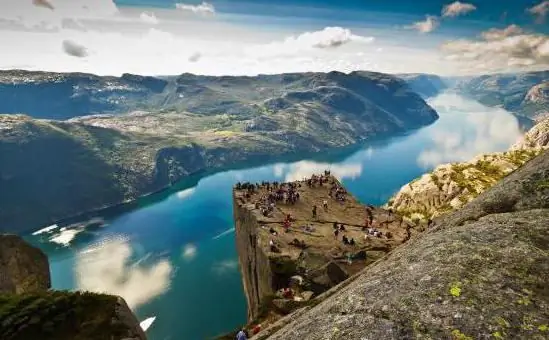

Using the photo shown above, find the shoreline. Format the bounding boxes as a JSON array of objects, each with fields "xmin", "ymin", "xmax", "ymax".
[{"xmin": 21, "ymin": 128, "xmax": 423, "ymax": 236}]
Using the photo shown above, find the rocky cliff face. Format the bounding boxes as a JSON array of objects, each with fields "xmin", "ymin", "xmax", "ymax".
[
  {"xmin": 386, "ymin": 117, "xmax": 549, "ymax": 221},
  {"xmin": 233, "ymin": 176, "xmax": 412, "ymax": 325},
  {"xmin": 233, "ymin": 195, "xmax": 275, "ymax": 321},
  {"xmin": 0, "ymin": 234, "xmax": 50, "ymax": 294},
  {"xmin": 0, "ymin": 234, "xmax": 147, "ymax": 340},
  {"xmin": 259, "ymin": 149, "xmax": 549, "ymax": 340}
]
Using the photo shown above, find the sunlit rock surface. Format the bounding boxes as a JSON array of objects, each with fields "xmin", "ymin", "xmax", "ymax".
[
  {"xmin": 257, "ymin": 150, "xmax": 549, "ymax": 340},
  {"xmin": 387, "ymin": 117, "xmax": 549, "ymax": 221}
]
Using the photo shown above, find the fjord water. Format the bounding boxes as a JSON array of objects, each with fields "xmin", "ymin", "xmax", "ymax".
[{"xmin": 26, "ymin": 93, "xmax": 523, "ymax": 340}]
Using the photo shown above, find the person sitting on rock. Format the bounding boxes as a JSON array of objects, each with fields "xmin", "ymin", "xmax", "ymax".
[
  {"xmin": 236, "ymin": 329, "xmax": 248, "ymax": 340},
  {"xmin": 282, "ymin": 287, "xmax": 293, "ymax": 299},
  {"xmin": 269, "ymin": 239, "xmax": 280, "ymax": 253},
  {"xmin": 323, "ymin": 200, "xmax": 328, "ymax": 210},
  {"xmin": 349, "ymin": 238, "xmax": 356, "ymax": 246},
  {"xmin": 269, "ymin": 227, "xmax": 278, "ymax": 236},
  {"xmin": 342, "ymin": 235, "xmax": 349, "ymax": 245},
  {"xmin": 339, "ymin": 224, "xmax": 346, "ymax": 232}
]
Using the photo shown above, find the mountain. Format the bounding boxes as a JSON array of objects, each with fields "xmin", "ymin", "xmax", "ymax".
[
  {"xmin": 254, "ymin": 149, "xmax": 549, "ymax": 340},
  {"xmin": 397, "ymin": 74, "xmax": 448, "ymax": 98},
  {"xmin": 0, "ymin": 71, "xmax": 438, "ymax": 233},
  {"xmin": 386, "ymin": 117, "xmax": 549, "ymax": 222},
  {"xmin": 454, "ymin": 71, "xmax": 549, "ymax": 121}
]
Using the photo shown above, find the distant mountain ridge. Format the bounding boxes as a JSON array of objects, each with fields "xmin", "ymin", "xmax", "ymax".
[{"xmin": 0, "ymin": 70, "xmax": 438, "ymax": 233}]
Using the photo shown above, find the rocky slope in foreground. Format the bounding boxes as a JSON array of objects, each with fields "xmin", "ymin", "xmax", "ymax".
[
  {"xmin": 0, "ymin": 71, "xmax": 438, "ymax": 233},
  {"xmin": 387, "ymin": 117, "xmax": 549, "ymax": 221},
  {"xmin": 256, "ymin": 149, "xmax": 549, "ymax": 340},
  {"xmin": 0, "ymin": 234, "xmax": 146, "ymax": 340}
]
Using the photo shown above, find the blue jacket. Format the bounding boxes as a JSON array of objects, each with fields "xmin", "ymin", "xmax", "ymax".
[{"xmin": 236, "ymin": 330, "xmax": 247, "ymax": 340}]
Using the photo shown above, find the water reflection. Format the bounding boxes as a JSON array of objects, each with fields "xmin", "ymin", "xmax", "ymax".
[
  {"xmin": 274, "ymin": 160, "xmax": 364, "ymax": 182},
  {"xmin": 418, "ymin": 93, "xmax": 522, "ymax": 167},
  {"xmin": 76, "ymin": 237, "xmax": 173, "ymax": 309}
]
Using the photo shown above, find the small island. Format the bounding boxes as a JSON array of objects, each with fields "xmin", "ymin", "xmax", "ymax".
[{"xmin": 232, "ymin": 172, "xmax": 413, "ymax": 332}]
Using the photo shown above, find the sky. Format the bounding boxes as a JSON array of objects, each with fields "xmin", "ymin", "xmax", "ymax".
[{"xmin": 0, "ymin": 0, "xmax": 548, "ymax": 76}]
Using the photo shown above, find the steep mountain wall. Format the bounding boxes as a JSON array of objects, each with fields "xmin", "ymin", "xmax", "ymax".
[{"xmin": 233, "ymin": 195, "xmax": 275, "ymax": 321}]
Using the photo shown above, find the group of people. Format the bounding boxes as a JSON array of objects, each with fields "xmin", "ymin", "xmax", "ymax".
[
  {"xmin": 333, "ymin": 223, "xmax": 356, "ymax": 246},
  {"xmin": 330, "ymin": 183, "xmax": 348, "ymax": 202},
  {"xmin": 306, "ymin": 171, "xmax": 332, "ymax": 188}
]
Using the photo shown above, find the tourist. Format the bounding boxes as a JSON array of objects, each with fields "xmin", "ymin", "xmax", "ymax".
[
  {"xmin": 252, "ymin": 324, "xmax": 262, "ymax": 335},
  {"xmin": 236, "ymin": 329, "xmax": 248, "ymax": 340},
  {"xmin": 342, "ymin": 235, "xmax": 349, "ymax": 245},
  {"xmin": 323, "ymin": 199, "xmax": 328, "ymax": 210},
  {"xmin": 334, "ymin": 229, "xmax": 339, "ymax": 239},
  {"xmin": 312, "ymin": 205, "xmax": 317, "ymax": 219},
  {"xmin": 349, "ymin": 238, "xmax": 356, "ymax": 246}
]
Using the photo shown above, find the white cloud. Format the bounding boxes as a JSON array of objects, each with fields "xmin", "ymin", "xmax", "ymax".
[
  {"xmin": 284, "ymin": 27, "xmax": 374, "ymax": 49},
  {"xmin": 176, "ymin": 188, "xmax": 195, "ymax": 199},
  {"xmin": 417, "ymin": 93, "xmax": 522, "ymax": 167},
  {"xmin": 480, "ymin": 24, "xmax": 524, "ymax": 41},
  {"xmin": 175, "ymin": 2, "xmax": 215, "ymax": 15},
  {"xmin": 188, "ymin": 51, "xmax": 202, "ymax": 62},
  {"xmin": 0, "ymin": 0, "xmax": 119, "ymax": 28},
  {"xmin": 283, "ymin": 160, "xmax": 362, "ymax": 182},
  {"xmin": 76, "ymin": 238, "xmax": 172, "ymax": 309},
  {"xmin": 62, "ymin": 39, "xmax": 88, "ymax": 57},
  {"xmin": 441, "ymin": 26, "xmax": 549, "ymax": 72},
  {"xmin": 212, "ymin": 259, "xmax": 238, "ymax": 275},
  {"xmin": 49, "ymin": 226, "xmax": 84, "ymax": 246},
  {"xmin": 527, "ymin": 1, "xmax": 549, "ymax": 23},
  {"xmin": 442, "ymin": 1, "xmax": 477, "ymax": 18},
  {"xmin": 140, "ymin": 12, "xmax": 159, "ymax": 25},
  {"xmin": 182, "ymin": 243, "xmax": 197, "ymax": 260},
  {"xmin": 249, "ymin": 27, "xmax": 374, "ymax": 59},
  {"xmin": 409, "ymin": 16, "xmax": 440, "ymax": 33}
]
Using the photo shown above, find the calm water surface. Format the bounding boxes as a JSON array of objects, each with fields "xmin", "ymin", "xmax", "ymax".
[{"xmin": 25, "ymin": 93, "xmax": 524, "ymax": 340}]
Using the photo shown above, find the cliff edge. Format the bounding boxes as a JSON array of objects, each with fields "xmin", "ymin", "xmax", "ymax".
[
  {"xmin": 259, "ymin": 149, "xmax": 549, "ymax": 340},
  {"xmin": 233, "ymin": 175, "xmax": 413, "ymax": 327},
  {"xmin": 0, "ymin": 234, "xmax": 147, "ymax": 340}
]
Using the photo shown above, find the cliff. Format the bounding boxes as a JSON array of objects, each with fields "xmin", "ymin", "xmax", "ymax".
[
  {"xmin": 233, "ymin": 175, "xmax": 412, "ymax": 325},
  {"xmin": 387, "ymin": 117, "xmax": 549, "ymax": 221},
  {"xmin": 0, "ymin": 234, "xmax": 50, "ymax": 294},
  {"xmin": 1, "ymin": 70, "xmax": 439, "ymax": 234},
  {"xmin": 258, "ymin": 149, "xmax": 549, "ymax": 340},
  {"xmin": 0, "ymin": 234, "xmax": 147, "ymax": 340}
]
